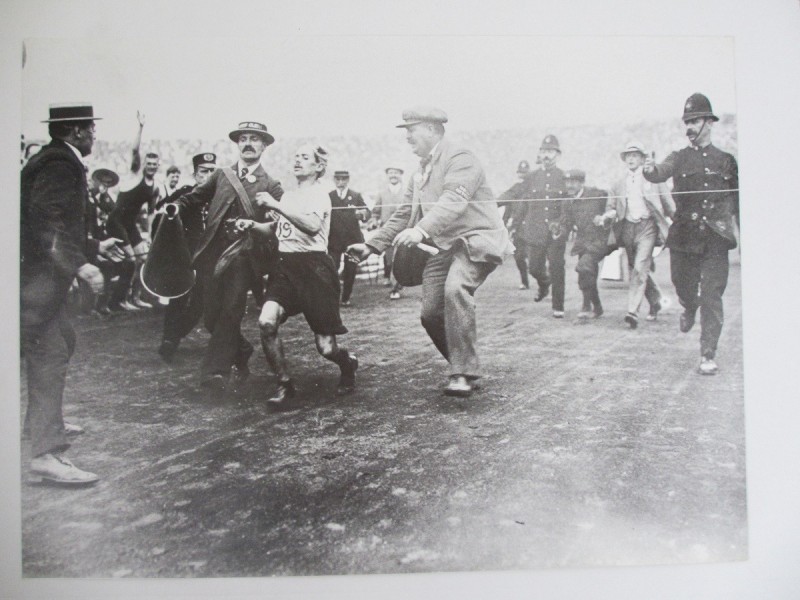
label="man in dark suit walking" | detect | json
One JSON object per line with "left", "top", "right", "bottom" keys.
{"left": 328, "top": 170, "right": 369, "bottom": 306}
{"left": 176, "top": 121, "right": 283, "bottom": 394}
{"left": 21, "top": 102, "right": 120, "bottom": 485}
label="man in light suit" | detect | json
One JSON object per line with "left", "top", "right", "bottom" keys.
{"left": 176, "top": 121, "right": 283, "bottom": 394}
{"left": 599, "top": 141, "right": 675, "bottom": 329}
{"left": 347, "top": 106, "right": 512, "bottom": 397}
{"left": 369, "top": 166, "right": 406, "bottom": 298}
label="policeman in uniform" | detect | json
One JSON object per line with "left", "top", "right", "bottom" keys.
{"left": 644, "top": 93, "right": 738, "bottom": 375}
{"left": 520, "top": 135, "right": 569, "bottom": 317}
{"left": 156, "top": 152, "right": 217, "bottom": 361}
{"left": 497, "top": 159, "right": 532, "bottom": 289}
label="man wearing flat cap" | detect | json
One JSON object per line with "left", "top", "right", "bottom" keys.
{"left": 175, "top": 121, "right": 283, "bottom": 394}
{"left": 564, "top": 170, "right": 610, "bottom": 319}
{"left": 644, "top": 93, "right": 738, "bottom": 375}
{"left": 369, "top": 166, "right": 406, "bottom": 298}
{"left": 498, "top": 159, "right": 533, "bottom": 290}
{"left": 348, "top": 106, "right": 512, "bottom": 397}
{"left": 21, "top": 102, "right": 121, "bottom": 485}
{"left": 600, "top": 141, "right": 674, "bottom": 329}
{"left": 156, "top": 152, "right": 218, "bottom": 362}
{"left": 88, "top": 168, "right": 134, "bottom": 316}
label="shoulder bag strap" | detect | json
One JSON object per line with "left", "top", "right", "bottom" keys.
{"left": 221, "top": 167, "right": 256, "bottom": 219}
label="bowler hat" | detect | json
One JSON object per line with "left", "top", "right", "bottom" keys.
{"left": 42, "top": 102, "right": 101, "bottom": 123}
{"left": 564, "top": 169, "right": 585, "bottom": 182}
{"left": 192, "top": 152, "right": 217, "bottom": 170}
{"left": 540, "top": 135, "right": 561, "bottom": 152}
{"left": 228, "top": 121, "right": 275, "bottom": 145}
{"left": 91, "top": 168, "right": 119, "bottom": 187}
{"left": 620, "top": 141, "right": 647, "bottom": 160}
{"left": 396, "top": 106, "right": 448, "bottom": 128}
{"left": 682, "top": 93, "right": 719, "bottom": 122}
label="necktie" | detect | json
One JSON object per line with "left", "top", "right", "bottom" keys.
{"left": 420, "top": 156, "right": 431, "bottom": 170}
{"left": 240, "top": 167, "right": 248, "bottom": 179}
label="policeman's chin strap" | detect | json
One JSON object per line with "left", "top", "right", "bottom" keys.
{"left": 690, "top": 119, "right": 708, "bottom": 146}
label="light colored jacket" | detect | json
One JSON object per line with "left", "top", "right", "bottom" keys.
{"left": 604, "top": 171, "right": 675, "bottom": 243}
{"left": 368, "top": 136, "right": 512, "bottom": 264}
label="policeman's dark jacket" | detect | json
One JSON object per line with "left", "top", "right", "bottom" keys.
{"left": 328, "top": 189, "right": 368, "bottom": 253}
{"left": 21, "top": 139, "right": 99, "bottom": 326}
{"left": 512, "top": 167, "right": 568, "bottom": 245}
{"left": 568, "top": 186, "right": 610, "bottom": 256}
{"left": 644, "top": 144, "right": 738, "bottom": 253}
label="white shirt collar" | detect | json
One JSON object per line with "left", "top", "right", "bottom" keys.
{"left": 237, "top": 160, "right": 258, "bottom": 175}
{"left": 337, "top": 187, "right": 349, "bottom": 198}
{"left": 64, "top": 140, "right": 85, "bottom": 164}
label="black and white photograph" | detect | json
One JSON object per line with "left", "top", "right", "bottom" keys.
{"left": 3, "top": 1, "right": 799, "bottom": 599}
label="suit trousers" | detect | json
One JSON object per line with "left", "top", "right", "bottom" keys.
{"left": 420, "top": 243, "right": 496, "bottom": 378}
{"left": 512, "top": 233, "right": 530, "bottom": 287}
{"left": 620, "top": 219, "right": 661, "bottom": 315}
{"left": 22, "top": 303, "right": 74, "bottom": 457}
{"left": 527, "top": 237, "right": 567, "bottom": 311}
{"left": 329, "top": 250, "right": 358, "bottom": 303}
{"left": 575, "top": 251, "right": 605, "bottom": 304}
{"left": 200, "top": 254, "right": 254, "bottom": 377}
{"left": 162, "top": 277, "right": 205, "bottom": 345}
{"left": 670, "top": 233, "right": 730, "bottom": 359}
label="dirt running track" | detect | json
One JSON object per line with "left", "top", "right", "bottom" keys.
{"left": 20, "top": 247, "right": 745, "bottom": 577}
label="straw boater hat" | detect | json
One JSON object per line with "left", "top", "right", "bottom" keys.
{"left": 228, "top": 121, "right": 275, "bottom": 146}
{"left": 42, "top": 102, "right": 102, "bottom": 123}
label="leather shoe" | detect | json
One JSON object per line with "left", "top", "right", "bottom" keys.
{"left": 30, "top": 453, "right": 99, "bottom": 486}
{"left": 200, "top": 374, "right": 226, "bottom": 396}
{"left": 576, "top": 310, "right": 592, "bottom": 319}
{"left": 230, "top": 365, "right": 250, "bottom": 393}
{"left": 680, "top": 310, "right": 696, "bottom": 333}
{"left": 624, "top": 313, "right": 639, "bottom": 329}
{"left": 698, "top": 356, "right": 719, "bottom": 375}
{"left": 336, "top": 354, "right": 358, "bottom": 395}
{"left": 64, "top": 422, "right": 84, "bottom": 436}
{"left": 552, "top": 310, "right": 565, "bottom": 319}
{"left": 646, "top": 300, "right": 662, "bottom": 321}
{"left": 444, "top": 375, "right": 472, "bottom": 398}
{"left": 593, "top": 304, "right": 604, "bottom": 318}
{"left": 267, "top": 379, "right": 296, "bottom": 405}
{"left": 534, "top": 284, "right": 550, "bottom": 302}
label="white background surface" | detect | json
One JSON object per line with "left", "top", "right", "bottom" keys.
{"left": 2, "top": 0, "right": 799, "bottom": 598}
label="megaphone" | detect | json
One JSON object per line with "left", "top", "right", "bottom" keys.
{"left": 141, "top": 203, "right": 196, "bottom": 299}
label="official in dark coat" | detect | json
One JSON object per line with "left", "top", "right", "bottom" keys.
{"left": 176, "top": 122, "right": 283, "bottom": 393}
{"left": 497, "top": 159, "right": 532, "bottom": 289}
{"left": 328, "top": 170, "right": 369, "bottom": 305}
{"left": 564, "top": 170, "right": 610, "bottom": 318}
{"left": 21, "top": 102, "right": 119, "bottom": 485}
{"left": 156, "top": 152, "right": 217, "bottom": 361}
{"left": 644, "top": 93, "right": 738, "bottom": 375}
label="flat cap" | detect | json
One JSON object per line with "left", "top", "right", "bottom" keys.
{"left": 564, "top": 169, "right": 586, "bottom": 182}
{"left": 395, "top": 106, "right": 448, "bottom": 128}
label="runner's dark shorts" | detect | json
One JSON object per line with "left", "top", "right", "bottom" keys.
{"left": 265, "top": 251, "right": 347, "bottom": 335}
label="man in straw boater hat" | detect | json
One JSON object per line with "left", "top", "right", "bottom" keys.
{"left": 599, "top": 140, "right": 674, "bottom": 329}
{"left": 347, "top": 106, "right": 512, "bottom": 398}
{"left": 174, "top": 121, "right": 283, "bottom": 396}
{"left": 234, "top": 144, "right": 359, "bottom": 404}
{"left": 644, "top": 93, "right": 739, "bottom": 375}
{"left": 21, "top": 102, "right": 121, "bottom": 485}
